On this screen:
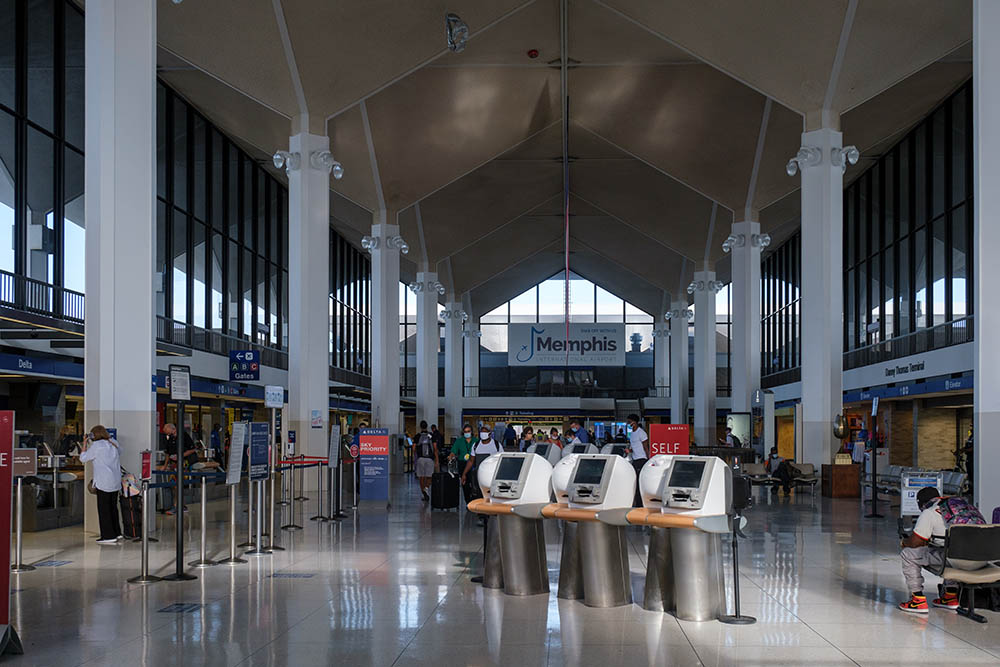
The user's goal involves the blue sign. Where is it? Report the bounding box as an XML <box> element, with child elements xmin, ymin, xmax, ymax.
<box><xmin>249</xmin><ymin>422</ymin><xmax>270</xmax><ymax>481</ymax></box>
<box><xmin>359</xmin><ymin>428</ymin><xmax>390</xmax><ymax>501</ymax></box>
<box><xmin>229</xmin><ymin>350</ymin><xmax>260</xmax><ymax>381</ymax></box>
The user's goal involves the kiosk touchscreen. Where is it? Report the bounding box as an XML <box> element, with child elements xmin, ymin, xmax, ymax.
<box><xmin>488</xmin><ymin>453</ymin><xmax>553</xmax><ymax>505</ymax></box>
<box><xmin>653</xmin><ymin>455</ymin><xmax>732</xmax><ymax>516</ymax></box>
<box><xmin>566</xmin><ymin>455</ymin><xmax>635</xmax><ymax>509</ymax></box>
<box><xmin>600</xmin><ymin>443</ymin><xmax>629</xmax><ymax>458</ymax></box>
<box><xmin>561</xmin><ymin>443</ymin><xmax>598</xmax><ymax>458</ymax></box>
<box><xmin>527</xmin><ymin>442</ymin><xmax>562</xmax><ymax>466</ymax></box>
<box><xmin>551</xmin><ymin>454</ymin><xmax>581</xmax><ymax>503</ymax></box>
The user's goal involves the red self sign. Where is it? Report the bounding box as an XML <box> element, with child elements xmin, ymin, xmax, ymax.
<box><xmin>648</xmin><ymin>423</ymin><xmax>690</xmax><ymax>456</ymax></box>
<box><xmin>141</xmin><ymin>450</ymin><xmax>152</xmax><ymax>481</ymax></box>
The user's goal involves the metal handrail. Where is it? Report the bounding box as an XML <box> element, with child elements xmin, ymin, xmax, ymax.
<box><xmin>156</xmin><ymin>317</ymin><xmax>289</xmax><ymax>370</ymax></box>
<box><xmin>0</xmin><ymin>269</ymin><xmax>85</xmax><ymax>323</ymax></box>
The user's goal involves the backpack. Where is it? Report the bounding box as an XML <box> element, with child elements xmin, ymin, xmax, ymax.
<box><xmin>938</xmin><ymin>497</ymin><xmax>986</xmax><ymax>527</ymax></box>
<box><xmin>417</xmin><ymin>432</ymin><xmax>433</xmax><ymax>459</ymax></box>
<box><xmin>992</xmin><ymin>506</ymin><xmax>1000</xmax><ymax>525</ymax></box>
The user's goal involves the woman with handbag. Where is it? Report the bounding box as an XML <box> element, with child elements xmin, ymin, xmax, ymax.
<box><xmin>80</xmin><ymin>425</ymin><xmax>122</xmax><ymax>545</ymax></box>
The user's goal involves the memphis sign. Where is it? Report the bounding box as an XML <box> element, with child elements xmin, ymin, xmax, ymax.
<box><xmin>508</xmin><ymin>323</ymin><xmax>625</xmax><ymax>367</ymax></box>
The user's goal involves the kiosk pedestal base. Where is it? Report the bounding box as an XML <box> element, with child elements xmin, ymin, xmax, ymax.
<box><xmin>643</xmin><ymin>527</ymin><xmax>675</xmax><ymax>612</ymax></box>
<box><xmin>482</xmin><ymin>515</ymin><xmax>505</xmax><ymax>590</ymax></box>
<box><xmin>557</xmin><ymin>521</ymin><xmax>584</xmax><ymax>600</ymax></box>
<box><xmin>671</xmin><ymin>529</ymin><xmax>723</xmax><ymax>621</ymax></box>
<box><xmin>578</xmin><ymin>522</ymin><xmax>632</xmax><ymax>608</ymax></box>
<box><xmin>497</xmin><ymin>514</ymin><xmax>548</xmax><ymax>596</ymax></box>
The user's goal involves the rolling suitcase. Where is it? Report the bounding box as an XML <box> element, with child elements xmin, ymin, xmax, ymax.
<box><xmin>119</xmin><ymin>493</ymin><xmax>142</xmax><ymax>539</ymax></box>
<box><xmin>431</xmin><ymin>472</ymin><xmax>460</xmax><ymax>511</ymax></box>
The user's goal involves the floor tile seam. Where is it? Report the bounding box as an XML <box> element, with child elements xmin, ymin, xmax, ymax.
<box><xmin>782</xmin><ymin>610</ymin><xmax>865</xmax><ymax>666</ymax></box>
<box><xmin>390</xmin><ymin>570</ymin><xmax>454</xmax><ymax>667</ymax></box>
<box><xmin>921</xmin><ymin>614</ymin><xmax>1000</xmax><ymax>650</ymax></box>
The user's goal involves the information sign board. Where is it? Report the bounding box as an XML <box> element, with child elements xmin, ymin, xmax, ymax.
<box><xmin>11</xmin><ymin>449</ymin><xmax>36</xmax><ymax>478</ymax></box>
<box><xmin>249</xmin><ymin>422</ymin><xmax>270</xmax><ymax>481</ymax></box>
<box><xmin>229</xmin><ymin>350</ymin><xmax>260</xmax><ymax>381</ymax></box>
<box><xmin>168</xmin><ymin>364</ymin><xmax>191</xmax><ymax>401</ymax></box>
<box><xmin>264</xmin><ymin>385</ymin><xmax>284</xmax><ymax>409</ymax></box>
<box><xmin>901</xmin><ymin>471</ymin><xmax>943</xmax><ymax>516</ymax></box>
<box><xmin>226</xmin><ymin>422</ymin><xmax>248</xmax><ymax>485</ymax></box>
<box><xmin>648</xmin><ymin>424</ymin><xmax>690</xmax><ymax>456</ymax></box>
<box><xmin>359</xmin><ymin>428</ymin><xmax>389</xmax><ymax>501</ymax></box>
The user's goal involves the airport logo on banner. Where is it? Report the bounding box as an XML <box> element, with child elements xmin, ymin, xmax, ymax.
<box><xmin>507</xmin><ymin>323</ymin><xmax>625</xmax><ymax>366</ymax></box>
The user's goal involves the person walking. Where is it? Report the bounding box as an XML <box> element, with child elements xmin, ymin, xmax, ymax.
<box><xmin>413</xmin><ymin>420</ymin><xmax>438</xmax><ymax>502</ymax></box>
<box><xmin>625</xmin><ymin>414</ymin><xmax>648</xmax><ymax>507</ymax></box>
<box><xmin>80</xmin><ymin>425</ymin><xmax>122</xmax><ymax>545</ymax></box>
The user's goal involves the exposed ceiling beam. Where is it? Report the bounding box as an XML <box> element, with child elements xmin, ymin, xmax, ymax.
<box><xmin>359</xmin><ymin>99</ymin><xmax>386</xmax><ymax>213</ymax></box>
<box><xmin>743</xmin><ymin>97</ymin><xmax>772</xmax><ymax>221</ymax></box>
<box><xmin>702</xmin><ymin>202</ymin><xmax>718</xmax><ymax>270</ymax></box>
<box><xmin>271</xmin><ymin>0</ymin><xmax>309</xmax><ymax>124</ymax></box>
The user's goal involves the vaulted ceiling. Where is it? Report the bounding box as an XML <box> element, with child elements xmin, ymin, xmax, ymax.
<box><xmin>155</xmin><ymin>0</ymin><xmax>972</xmax><ymax>317</ymax></box>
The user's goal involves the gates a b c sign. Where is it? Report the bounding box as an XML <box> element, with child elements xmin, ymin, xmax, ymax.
<box><xmin>648</xmin><ymin>424</ymin><xmax>689</xmax><ymax>456</ymax></box>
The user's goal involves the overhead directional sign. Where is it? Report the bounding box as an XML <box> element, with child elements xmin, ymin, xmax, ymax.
<box><xmin>229</xmin><ymin>350</ymin><xmax>260</xmax><ymax>381</ymax></box>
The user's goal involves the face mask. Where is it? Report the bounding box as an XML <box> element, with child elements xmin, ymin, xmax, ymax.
<box><xmin>480</xmin><ymin>432</ymin><xmax>489</xmax><ymax>441</ymax></box>
<box><xmin>463</xmin><ymin>432</ymin><xmax>472</xmax><ymax>439</ymax></box>
<box><xmin>770</xmin><ymin>453</ymin><xmax>778</xmax><ymax>459</ymax></box>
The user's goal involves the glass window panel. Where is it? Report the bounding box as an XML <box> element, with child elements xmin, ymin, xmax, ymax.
<box><xmin>211</xmin><ymin>130</ymin><xmax>223</xmax><ymax>230</ymax></box>
<box><xmin>269</xmin><ymin>264</ymin><xmax>278</xmax><ymax>345</ymax></box>
<box><xmin>952</xmin><ymin>90</ymin><xmax>967</xmax><ymax>207</ymax></box>
<box><xmin>870</xmin><ymin>166</ymin><xmax>881</xmax><ymax>253</ymax></box>
<box><xmin>596</xmin><ymin>286</ymin><xmax>623</xmax><ymax>322</ymax></box>
<box><xmin>480</xmin><ymin>324</ymin><xmax>507</xmax><ymax>352</ymax></box>
<box><xmin>228</xmin><ymin>147</ymin><xmax>239</xmax><ymax>239</ymax></box>
<box><xmin>932</xmin><ymin>217</ymin><xmax>946</xmax><ymax>326</ymax></box>
<box><xmin>242</xmin><ymin>249</ymin><xmax>253</xmax><ymax>337</ymax></box>
<box><xmin>64</xmin><ymin>4</ymin><xmax>85</xmax><ymax>148</ymax></box>
<box><xmin>227</xmin><ymin>240</ymin><xmax>239</xmax><ymax>335</ymax></box>
<box><xmin>857</xmin><ymin>261</ymin><xmax>867</xmax><ymax>344</ymax></box>
<box><xmin>173</xmin><ymin>99</ymin><xmax>188</xmax><ymax>210</ymax></box>
<box><xmin>626</xmin><ymin>324</ymin><xmax>653</xmax><ymax>352</ymax></box>
<box><xmin>0</xmin><ymin>110</ymin><xmax>14</xmax><ymax>273</ymax></box>
<box><xmin>26</xmin><ymin>127</ymin><xmax>54</xmax><ymax>284</ymax></box>
<box><xmin>280</xmin><ymin>190</ymin><xmax>288</xmax><ymax>267</ymax></box>
<box><xmin>952</xmin><ymin>205</ymin><xmax>967</xmax><ymax>319</ymax></box>
<box><xmin>256</xmin><ymin>171</ymin><xmax>266</xmax><ymax>257</ymax></box>
<box><xmin>156</xmin><ymin>202</ymin><xmax>166</xmax><ymax>317</ymax></box>
<box><xmin>63</xmin><ymin>147</ymin><xmax>84</xmax><ymax>293</ymax></box>
<box><xmin>27</xmin><ymin>0</ymin><xmax>55</xmax><ymax>132</ymax></box>
<box><xmin>569</xmin><ymin>276</ymin><xmax>594</xmax><ymax>322</ymax></box>
<box><xmin>509</xmin><ymin>286</ymin><xmax>536</xmax><ymax>323</ymax></box>
<box><xmin>192</xmin><ymin>116</ymin><xmax>206</xmax><ymax>221</ymax></box>
<box><xmin>0</xmin><ymin>1</ymin><xmax>14</xmax><ymax>109</ymax></box>
<box><xmin>914</xmin><ymin>229</ymin><xmax>927</xmax><ymax>329</ymax></box>
<box><xmin>269</xmin><ymin>180</ymin><xmax>278</xmax><ymax>258</ymax></box>
<box><xmin>898</xmin><ymin>138</ymin><xmax>910</xmax><ymax>239</ymax></box>
<box><xmin>845</xmin><ymin>269</ymin><xmax>855</xmax><ymax>351</ymax></box>
<box><xmin>172</xmin><ymin>213</ymin><xmax>187</xmax><ymax>323</ymax></box>
<box><xmin>884</xmin><ymin>151</ymin><xmax>895</xmax><ymax>244</ymax></box>
<box><xmin>915</xmin><ymin>123</ymin><xmax>927</xmax><ymax>228</ymax></box>
<box><xmin>931</xmin><ymin>108</ymin><xmax>946</xmax><ymax>220</ymax></box>
<box><xmin>281</xmin><ymin>270</ymin><xmax>288</xmax><ymax>348</ymax></box>
<box><xmin>869</xmin><ymin>253</ymin><xmax>881</xmax><ymax>335</ymax></box>
<box><xmin>858</xmin><ymin>175</ymin><xmax>868</xmax><ymax>259</ymax></box>
<box><xmin>211</xmin><ymin>233</ymin><xmax>223</xmax><ymax>331</ymax></box>
<box><xmin>883</xmin><ymin>249</ymin><xmax>894</xmax><ymax>337</ymax></box>
<box><xmin>898</xmin><ymin>236</ymin><xmax>910</xmax><ymax>335</ymax></box>
<box><xmin>845</xmin><ymin>188</ymin><xmax>855</xmax><ymax>267</ymax></box>
<box><xmin>256</xmin><ymin>256</ymin><xmax>266</xmax><ymax>341</ymax></box>
<box><xmin>192</xmin><ymin>222</ymin><xmax>206</xmax><ymax>328</ymax></box>
<box><xmin>538</xmin><ymin>274</ymin><xmax>565</xmax><ymax>322</ymax></box>
<box><xmin>625</xmin><ymin>301</ymin><xmax>652</xmax><ymax>323</ymax></box>
<box><xmin>156</xmin><ymin>85</ymin><xmax>166</xmax><ymax>199</ymax></box>
<box><xmin>242</xmin><ymin>160</ymin><xmax>254</xmax><ymax>249</ymax></box>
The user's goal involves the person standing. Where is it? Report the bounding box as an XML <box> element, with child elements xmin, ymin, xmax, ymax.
<box><xmin>548</xmin><ymin>428</ymin><xmax>564</xmax><ymax>448</ymax></box>
<box><xmin>80</xmin><ymin>425</ymin><xmax>122</xmax><ymax>545</ymax></box>
<box><xmin>568</xmin><ymin>420</ymin><xmax>589</xmax><ymax>443</ymax></box>
<box><xmin>413</xmin><ymin>420</ymin><xmax>438</xmax><ymax>502</ymax></box>
<box><xmin>626</xmin><ymin>414</ymin><xmax>648</xmax><ymax>507</ymax></box>
<box><xmin>450</xmin><ymin>425</ymin><xmax>476</xmax><ymax>501</ymax></box>
<box><xmin>519</xmin><ymin>426</ymin><xmax>535</xmax><ymax>452</ymax></box>
<box><xmin>430</xmin><ymin>424</ymin><xmax>446</xmax><ymax>461</ymax></box>
<box><xmin>463</xmin><ymin>426</ymin><xmax>501</xmax><ymax>524</ymax></box>
<box><xmin>503</xmin><ymin>424</ymin><xmax>518</xmax><ymax>452</ymax></box>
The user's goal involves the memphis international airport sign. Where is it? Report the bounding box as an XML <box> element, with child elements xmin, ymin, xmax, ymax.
<box><xmin>508</xmin><ymin>323</ymin><xmax>625</xmax><ymax>366</ymax></box>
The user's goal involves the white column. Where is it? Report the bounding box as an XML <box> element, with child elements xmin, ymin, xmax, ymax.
<box><xmin>797</xmin><ymin>127</ymin><xmax>845</xmax><ymax>466</ymax></box>
<box><xmin>287</xmin><ymin>131</ymin><xmax>331</xmax><ymax>457</ymax></box>
<box><xmin>443</xmin><ymin>302</ymin><xmax>464</xmax><ymax>438</ymax></box>
<box><xmin>84</xmin><ymin>0</ymin><xmax>156</xmax><ymax>536</ymax></box>
<box><xmin>730</xmin><ymin>220</ymin><xmax>764</xmax><ymax>413</ymax></box>
<box><xmin>464</xmin><ymin>317</ymin><xmax>480</xmax><ymax>398</ymax></box>
<box><xmin>652</xmin><ymin>325</ymin><xmax>669</xmax><ymax>398</ymax></box>
<box><xmin>369</xmin><ymin>218</ymin><xmax>403</xmax><ymax>434</ymax></box>
<box><xmin>669</xmin><ymin>301</ymin><xmax>690</xmax><ymax>425</ymax></box>
<box><xmin>974</xmin><ymin>0</ymin><xmax>1000</xmax><ymax>513</ymax></box>
<box><xmin>692</xmin><ymin>272</ymin><xmax>717</xmax><ymax>446</ymax></box>
<box><xmin>413</xmin><ymin>272</ymin><xmax>440</xmax><ymax>428</ymax></box>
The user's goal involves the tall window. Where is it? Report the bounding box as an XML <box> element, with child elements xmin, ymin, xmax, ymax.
<box><xmin>156</xmin><ymin>82</ymin><xmax>287</xmax><ymax>350</ymax></box>
<box><xmin>761</xmin><ymin>232</ymin><xmax>801</xmax><ymax>378</ymax></box>
<box><xmin>843</xmin><ymin>80</ymin><xmax>972</xmax><ymax>352</ymax></box>
<box><xmin>0</xmin><ymin>1</ymin><xmax>85</xmax><ymax>319</ymax></box>
<box><xmin>330</xmin><ymin>233</ymin><xmax>370</xmax><ymax>376</ymax></box>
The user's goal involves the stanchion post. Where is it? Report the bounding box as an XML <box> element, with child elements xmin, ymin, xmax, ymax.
<box><xmin>189</xmin><ymin>476</ymin><xmax>217</xmax><ymax>568</ymax></box>
<box><xmin>238</xmin><ymin>475</ymin><xmax>254</xmax><ymax>548</ymax></box>
<box><xmin>330</xmin><ymin>457</ymin><xmax>347</xmax><ymax>520</ymax></box>
<box><xmin>245</xmin><ymin>480</ymin><xmax>269</xmax><ymax>557</ymax></box>
<box><xmin>128</xmin><ymin>481</ymin><xmax>162</xmax><ymax>584</ymax></box>
<box><xmin>281</xmin><ymin>460</ymin><xmax>303</xmax><ymax>531</ymax></box>
<box><xmin>310</xmin><ymin>463</ymin><xmax>329</xmax><ymax>521</ymax></box>
<box><xmin>295</xmin><ymin>455</ymin><xmax>308</xmax><ymax>501</ymax></box>
<box><xmin>11</xmin><ymin>477</ymin><xmax>34</xmax><ymax>573</ymax></box>
<box><xmin>218</xmin><ymin>484</ymin><xmax>246</xmax><ymax>565</ymax></box>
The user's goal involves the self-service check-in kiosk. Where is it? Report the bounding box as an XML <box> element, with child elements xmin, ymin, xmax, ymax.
<box><xmin>526</xmin><ymin>442</ymin><xmax>563</xmax><ymax>467</ymax></box>
<box><xmin>543</xmin><ymin>454</ymin><xmax>637</xmax><ymax>607</ymax></box>
<box><xmin>561</xmin><ymin>443</ymin><xmax>598</xmax><ymax>458</ymax></box>
<box><xmin>625</xmin><ymin>454</ymin><xmax>731</xmax><ymax>621</ymax></box>
<box><xmin>469</xmin><ymin>453</ymin><xmax>553</xmax><ymax>596</ymax></box>
<box><xmin>600</xmin><ymin>443</ymin><xmax>629</xmax><ymax>458</ymax></box>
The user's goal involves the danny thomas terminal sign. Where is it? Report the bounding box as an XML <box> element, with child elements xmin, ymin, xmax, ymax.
<box><xmin>508</xmin><ymin>323</ymin><xmax>625</xmax><ymax>366</ymax></box>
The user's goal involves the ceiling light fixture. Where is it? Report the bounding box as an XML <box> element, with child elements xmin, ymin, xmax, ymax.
<box><xmin>272</xmin><ymin>150</ymin><xmax>300</xmax><ymax>174</ymax></box>
<box><xmin>831</xmin><ymin>145</ymin><xmax>861</xmax><ymax>173</ymax></box>
<box><xmin>310</xmin><ymin>151</ymin><xmax>345</xmax><ymax>180</ymax></box>
<box><xmin>785</xmin><ymin>146</ymin><xmax>822</xmax><ymax>176</ymax></box>
<box><xmin>446</xmin><ymin>13</ymin><xmax>469</xmax><ymax>53</ymax></box>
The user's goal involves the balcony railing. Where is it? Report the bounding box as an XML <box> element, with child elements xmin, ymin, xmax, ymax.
<box><xmin>156</xmin><ymin>317</ymin><xmax>288</xmax><ymax>370</ymax></box>
<box><xmin>0</xmin><ymin>269</ymin><xmax>85</xmax><ymax>323</ymax></box>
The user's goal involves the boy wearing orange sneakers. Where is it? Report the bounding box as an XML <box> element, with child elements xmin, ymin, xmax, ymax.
<box><xmin>898</xmin><ymin>487</ymin><xmax>987</xmax><ymax>613</ymax></box>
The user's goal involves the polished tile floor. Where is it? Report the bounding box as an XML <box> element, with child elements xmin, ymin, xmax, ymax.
<box><xmin>7</xmin><ymin>477</ymin><xmax>999</xmax><ymax>666</ymax></box>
